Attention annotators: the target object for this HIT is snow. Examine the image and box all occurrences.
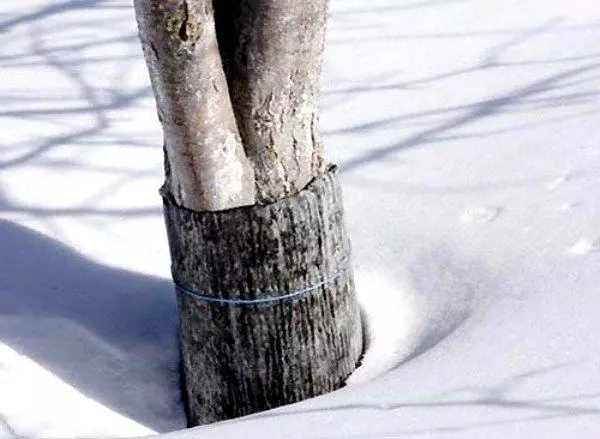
[2,0,600,437]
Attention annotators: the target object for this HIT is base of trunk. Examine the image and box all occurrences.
[162,165,363,426]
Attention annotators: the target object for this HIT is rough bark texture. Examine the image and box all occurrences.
[163,166,363,425]
[134,0,363,425]
[214,0,328,204]
[134,0,255,211]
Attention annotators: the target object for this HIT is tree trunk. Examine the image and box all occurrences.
[134,0,255,211]
[214,0,328,203]
[133,0,363,426]
[163,166,362,425]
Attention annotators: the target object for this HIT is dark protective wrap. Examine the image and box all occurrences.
[162,166,363,425]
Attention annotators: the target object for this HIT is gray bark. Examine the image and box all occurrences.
[214,0,328,204]
[134,0,363,425]
[163,167,363,425]
[134,0,255,211]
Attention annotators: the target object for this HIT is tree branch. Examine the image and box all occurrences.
[215,0,328,203]
[134,0,255,211]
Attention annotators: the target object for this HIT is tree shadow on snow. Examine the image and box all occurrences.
[324,17,600,174]
[0,219,183,432]
[247,361,600,437]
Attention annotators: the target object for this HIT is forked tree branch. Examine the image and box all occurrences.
[215,0,328,203]
[134,0,255,211]
[135,0,329,210]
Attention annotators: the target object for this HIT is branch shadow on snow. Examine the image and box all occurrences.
[324,17,600,174]
[0,0,104,33]
[0,0,156,221]
[0,220,183,432]
[240,361,600,437]
[336,58,600,173]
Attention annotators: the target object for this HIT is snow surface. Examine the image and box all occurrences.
[2,0,600,437]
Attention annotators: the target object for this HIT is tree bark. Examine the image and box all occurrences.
[214,0,328,204]
[134,0,255,211]
[134,0,363,426]
[163,166,363,425]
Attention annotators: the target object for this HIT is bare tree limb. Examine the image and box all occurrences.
[134,0,255,211]
[215,0,328,203]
